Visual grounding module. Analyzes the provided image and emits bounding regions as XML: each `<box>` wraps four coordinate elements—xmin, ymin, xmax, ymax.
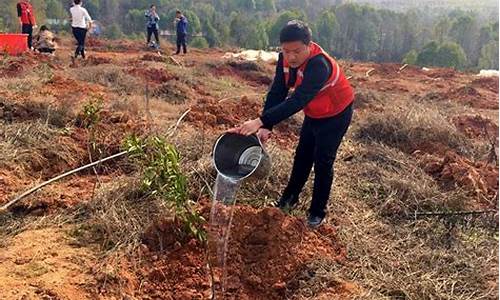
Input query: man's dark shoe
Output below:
<box><xmin>307</xmin><ymin>214</ymin><xmax>324</xmax><ymax>228</ymax></box>
<box><xmin>274</xmin><ymin>194</ymin><xmax>299</xmax><ymax>210</ymax></box>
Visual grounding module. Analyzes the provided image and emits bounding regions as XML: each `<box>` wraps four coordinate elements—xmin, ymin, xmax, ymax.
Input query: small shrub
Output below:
<box><xmin>124</xmin><ymin>135</ymin><xmax>206</xmax><ymax>242</ymax></box>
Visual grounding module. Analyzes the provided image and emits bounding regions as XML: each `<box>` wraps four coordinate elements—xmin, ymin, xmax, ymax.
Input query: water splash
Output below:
<box><xmin>208</xmin><ymin>174</ymin><xmax>241</xmax><ymax>299</ymax></box>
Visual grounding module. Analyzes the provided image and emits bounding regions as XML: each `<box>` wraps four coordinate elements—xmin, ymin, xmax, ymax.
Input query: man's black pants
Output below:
<box><xmin>176</xmin><ymin>32</ymin><xmax>187</xmax><ymax>54</ymax></box>
<box><xmin>147</xmin><ymin>27</ymin><xmax>159</xmax><ymax>44</ymax></box>
<box><xmin>72</xmin><ymin>27</ymin><xmax>87</xmax><ymax>59</ymax></box>
<box><xmin>22</xmin><ymin>24</ymin><xmax>33</xmax><ymax>49</ymax></box>
<box><xmin>282</xmin><ymin>104</ymin><xmax>353</xmax><ymax>218</ymax></box>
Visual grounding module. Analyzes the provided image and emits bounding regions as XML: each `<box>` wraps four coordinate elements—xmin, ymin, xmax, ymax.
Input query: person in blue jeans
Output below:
<box><xmin>145</xmin><ymin>5</ymin><xmax>160</xmax><ymax>48</ymax></box>
<box><xmin>174</xmin><ymin>10</ymin><xmax>188</xmax><ymax>55</ymax></box>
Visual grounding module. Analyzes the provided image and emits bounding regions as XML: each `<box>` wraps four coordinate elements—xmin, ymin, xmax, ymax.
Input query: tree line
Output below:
<box><xmin>0</xmin><ymin>0</ymin><xmax>497</xmax><ymax>70</ymax></box>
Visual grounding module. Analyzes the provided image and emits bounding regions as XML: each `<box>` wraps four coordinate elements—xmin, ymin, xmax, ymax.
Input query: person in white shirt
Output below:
<box><xmin>70</xmin><ymin>0</ymin><xmax>92</xmax><ymax>60</ymax></box>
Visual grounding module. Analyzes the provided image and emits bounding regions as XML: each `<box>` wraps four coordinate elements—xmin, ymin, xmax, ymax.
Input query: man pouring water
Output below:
<box><xmin>229</xmin><ymin>20</ymin><xmax>354</xmax><ymax>228</ymax></box>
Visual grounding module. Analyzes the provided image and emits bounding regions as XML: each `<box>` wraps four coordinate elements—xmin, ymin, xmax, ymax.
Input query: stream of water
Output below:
<box><xmin>208</xmin><ymin>174</ymin><xmax>242</xmax><ymax>299</ymax></box>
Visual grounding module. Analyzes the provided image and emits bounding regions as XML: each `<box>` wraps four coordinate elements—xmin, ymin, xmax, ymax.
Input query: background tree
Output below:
<box><xmin>402</xmin><ymin>50</ymin><xmax>418</xmax><ymax>65</ymax></box>
<box><xmin>435</xmin><ymin>41</ymin><xmax>467</xmax><ymax>68</ymax></box>
<box><xmin>45</xmin><ymin>0</ymin><xmax>65</xmax><ymax>20</ymax></box>
<box><xmin>449</xmin><ymin>14</ymin><xmax>479</xmax><ymax>66</ymax></box>
<box><xmin>191</xmin><ymin>36</ymin><xmax>209</xmax><ymax>48</ymax></box>
<box><xmin>315</xmin><ymin>10</ymin><xmax>338</xmax><ymax>55</ymax></box>
<box><xmin>267</xmin><ymin>10</ymin><xmax>306</xmax><ymax>46</ymax></box>
<box><xmin>478</xmin><ymin>40</ymin><xmax>499</xmax><ymax>69</ymax></box>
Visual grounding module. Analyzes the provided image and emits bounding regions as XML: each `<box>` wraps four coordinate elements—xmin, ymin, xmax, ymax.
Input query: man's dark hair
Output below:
<box><xmin>279</xmin><ymin>20</ymin><xmax>312</xmax><ymax>45</ymax></box>
<box><xmin>74</xmin><ymin>0</ymin><xmax>81</xmax><ymax>4</ymax></box>
<box><xmin>150</xmin><ymin>4</ymin><xmax>155</xmax><ymax>8</ymax></box>
<box><xmin>40</xmin><ymin>25</ymin><xmax>48</xmax><ymax>31</ymax></box>
<box><xmin>176</xmin><ymin>10</ymin><xmax>182</xmax><ymax>14</ymax></box>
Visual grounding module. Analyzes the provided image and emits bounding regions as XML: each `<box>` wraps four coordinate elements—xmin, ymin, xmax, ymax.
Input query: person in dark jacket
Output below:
<box><xmin>229</xmin><ymin>20</ymin><xmax>355</xmax><ymax>228</ymax></box>
<box><xmin>145</xmin><ymin>5</ymin><xmax>160</xmax><ymax>48</ymax></box>
<box><xmin>17</xmin><ymin>0</ymin><xmax>37</xmax><ymax>49</ymax></box>
<box><xmin>174</xmin><ymin>10</ymin><xmax>188</xmax><ymax>55</ymax></box>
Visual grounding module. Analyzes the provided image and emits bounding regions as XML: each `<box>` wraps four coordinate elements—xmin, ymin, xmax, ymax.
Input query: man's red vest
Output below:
<box><xmin>19</xmin><ymin>1</ymin><xmax>36</xmax><ymax>25</ymax></box>
<box><xmin>283</xmin><ymin>42</ymin><xmax>354</xmax><ymax>119</ymax></box>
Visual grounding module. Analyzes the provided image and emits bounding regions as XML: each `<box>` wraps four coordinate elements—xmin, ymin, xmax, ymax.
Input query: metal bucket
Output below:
<box><xmin>213</xmin><ymin>133</ymin><xmax>271</xmax><ymax>181</ymax></box>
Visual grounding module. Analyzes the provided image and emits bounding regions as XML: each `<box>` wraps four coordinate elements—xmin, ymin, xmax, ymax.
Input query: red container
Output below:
<box><xmin>0</xmin><ymin>34</ymin><xmax>29</xmax><ymax>55</ymax></box>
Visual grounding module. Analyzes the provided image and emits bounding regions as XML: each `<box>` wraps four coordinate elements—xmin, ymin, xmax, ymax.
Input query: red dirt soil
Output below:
<box><xmin>419</xmin><ymin>151</ymin><xmax>499</xmax><ymax>203</ymax></box>
<box><xmin>0</xmin><ymin>52</ymin><xmax>59</xmax><ymax>77</ymax></box>
<box><xmin>453</xmin><ymin>115</ymin><xmax>499</xmax><ymax>139</ymax></box>
<box><xmin>444</xmin><ymin>85</ymin><xmax>498</xmax><ymax>109</ymax></box>
<box><xmin>128</xmin><ymin>67</ymin><xmax>177</xmax><ymax>84</ymax></box>
<box><xmin>82</xmin><ymin>55</ymin><xmax>113</xmax><ymax>66</ymax></box>
<box><xmin>186</xmin><ymin>96</ymin><xmax>300</xmax><ymax>145</ymax></box>
<box><xmin>136</xmin><ymin>205</ymin><xmax>347</xmax><ymax>300</ymax></box>
<box><xmin>141</xmin><ymin>53</ymin><xmax>167</xmax><ymax>62</ymax></box>
<box><xmin>41</xmin><ymin>74</ymin><xmax>104</xmax><ymax>99</ymax></box>
<box><xmin>471</xmin><ymin>77</ymin><xmax>499</xmax><ymax>93</ymax></box>
<box><xmin>209</xmin><ymin>61</ymin><xmax>273</xmax><ymax>87</ymax></box>
<box><xmin>425</xmin><ymin>67</ymin><xmax>457</xmax><ymax>79</ymax></box>
<box><xmin>0</xmin><ymin>60</ymin><xmax>25</xmax><ymax>77</ymax></box>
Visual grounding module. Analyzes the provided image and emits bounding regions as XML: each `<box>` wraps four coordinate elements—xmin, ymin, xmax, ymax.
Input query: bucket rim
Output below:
<box><xmin>212</xmin><ymin>132</ymin><xmax>266</xmax><ymax>181</ymax></box>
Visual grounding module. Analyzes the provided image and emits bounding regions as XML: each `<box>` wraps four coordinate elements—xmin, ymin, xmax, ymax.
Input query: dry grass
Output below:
<box><xmin>285</xmin><ymin>259</ymin><xmax>348</xmax><ymax>299</ymax></box>
<box><xmin>349</xmin><ymin>141</ymin><xmax>471</xmax><ymax>220</ymax></box>
<box><xmin>152</xmin><ymin>80</ymin><xmax>192</xmax><ymax>104</ymax></box>
<box><xmin>355</xmin><ymin>103</ymin><xmax>489</xmax><ymax>160</ymax></box>
<box><xmin>75</xmin><ymin>65</ymin><xmax>140</xmax><ymax>95</ymax></box>
<box><xmin>0</xmin><ymin>97</ymin><xmax>74</xmax><ymax>128</ymax></box>
<box><xmin>0</xmin><ymin>121</ymin><xmax>83</xmax><ymax>175</ymax></box>
<box><xmin>71</xmin><ymin>176</ymin><xmax>163</xmax><ymax>253</ymax></box>
<box><xmin>108</xmin><ymin>96</ymin><xmax>142</xmax><ymax>118</ymax></box>
<box><xmin>320</xmin><ymin>129</ymin><xmax>499</xmax><ymax>299</ymax></box>
<box><xmin>333</xmin><ymin>212</ymin><xmax>498</xmax><ymax>299</ymax></box>
<box><xmin>353</xmin><ymin>88</ymin><xmax>382</xmax><ymax>110</ymax></box>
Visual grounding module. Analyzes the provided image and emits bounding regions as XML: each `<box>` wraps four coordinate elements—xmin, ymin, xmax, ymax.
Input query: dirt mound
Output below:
<box><xmin>453</xmin><ymin>115</ymin><xmax>498</xmax><ymax>139</ymax></box>
<box><xmin>0</xmin><ymin>169</ymin><xmax>25</xmax><ymax>203</ymax></box>
<box><xmin>83</xmin><ymin>55</ymin><xmax>112</xmax><ymax>66</ymax></box>
<box><xmin>94</xmin><ymin>39</ymin><xmax>144</xmax><ymax>53</ymax></box>
<box><xmin>186</xmin><ymin>96</ymin><xmax>300</xmax><ymax>145</ymax></box>
<box><xmin>0</xmin><ymin>52</ymin><xmax>52</xmax><ymax>77</ymax></box>
<box><xmin>86</xmin><ymin>37</ymin><xmax>104</xmax><ymax>48</ymax></box>
<box><xmin>152</xmin><ymin>80</ymin><xmax>194</xmax><ymax>103</ymax></box>
<box><xmin>73</xmin><ymin>109</ymin><xmax>146</xmax><ymax>155</ymax></box>
<box><xmin>141</xmin><ymin>53</ymin><xmax>167</xmax><ymax>62</ymax></box>
<box><xmin>138</xmin><ymin>205</ymin><xmax>346</xmax><ymax>299</ymax></box>
<box><xmin>354</xmin><ymin>89</ymin><xmax>381</xmax><ymax>109</ymax></box>
<box><xmin>128</xmin><ymin>67</ymin><xmax>176</xmax><ymax>84</ymax></box>
<box><xmin>425</xmin><ymin>67</ymin><xmax>457</xmax><ymax>79</ymax></box>
<box><xmin>432</xmin><ymin>85</ymin><xmax>499</xmax><ymax>109</ymax></box>
<box><xmin>209</xmin><ymin>61</ymin><xmax>273</xmax><ymax>87</ymax></box>
<box><xmin>472</xmin><ymin>77</ymin><xmax>499</xmax><ymax>93</ymax></box>
<box><xmin>367</xmin><ymin>63</ymin><xmax>426</xmax><ymax>79</ymax></box>
<box><xmin>187</xmin><ymin>96</ymin><xmax>261</xmax><ymax>129</ymax></box>
<box><xmin>0</xmin><ymin>61</ymin><xmax>25</xmax><ymax>77</ymax></box>
<box><xmin>0</xmin><ymin>98</ymin><xmax>47</xmax><ymax>123</ymax></box>
<box><xmin>419</xmin><ymin>151</ymin><xmax>498</xmax><ymax>202</ymax></box>
<box><xmin>42</xmin><ymin>74</ymin><xmax>103</xmax><ymax>99</ymax></box>
<box><xmin>374</xmin><ymin>63</ymin><xmax>400</xmax><ymax>77</ymax></box>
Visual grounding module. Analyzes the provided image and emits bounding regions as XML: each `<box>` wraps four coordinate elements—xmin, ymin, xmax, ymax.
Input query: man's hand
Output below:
<box><xmin>256</xmin><ymin>128</ymin><xmax>272</xmax><ymax>144</ymax></box>
<box><xmin>227</xmin><ymin>118</ymin><xmax>263</xmax><ymax>136</ymax></box>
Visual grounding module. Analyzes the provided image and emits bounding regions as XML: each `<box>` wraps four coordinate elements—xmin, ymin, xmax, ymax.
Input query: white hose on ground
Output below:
<box><xmin>0</xmin><ymin>108</ymin><xmax>193</xmax><ymax>214</ymax></box>
<box><xmin>0</xmin><ymin>151</ymin><xmax>127</xmax><ymax>214</ymax></box>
